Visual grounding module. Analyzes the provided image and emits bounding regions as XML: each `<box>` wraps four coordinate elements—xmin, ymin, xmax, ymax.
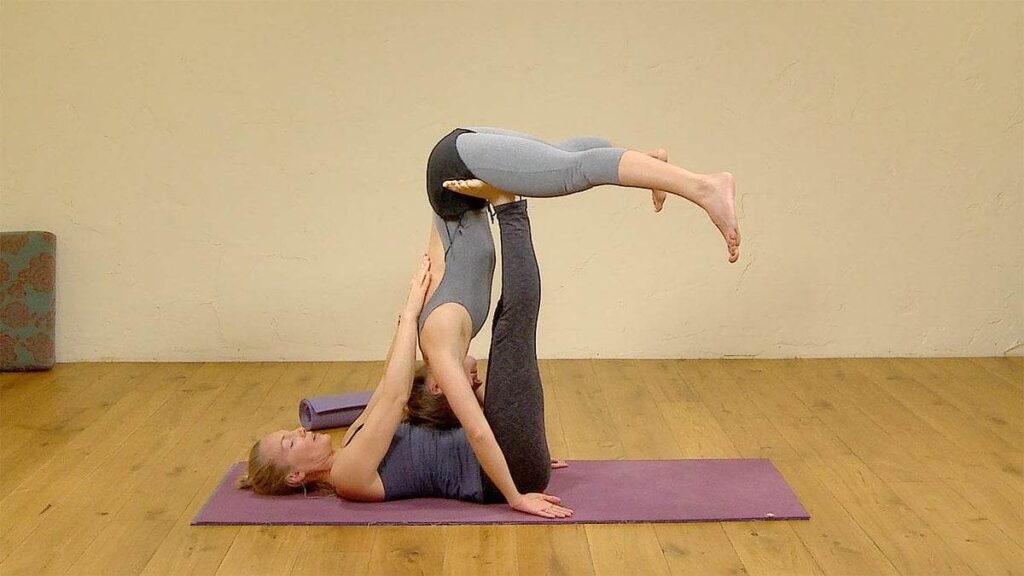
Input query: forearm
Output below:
<box><xmin>362</xmin><ymin>324</ymin><xmax>405</xmax><ymax>414</ymax></box>
<box><xmin>466</xmin><ymin>425</ymin><xmax>522</xmax><ymax>504</ymax></box>
<box><xmin>378</xmin><ymin>310</ymin><xmax>420</xmax><ymax>401</ymax></box>
<box><xmin>340</xmin><ymin>310</ymin><xmax>418</xmax><ymax>447</ymax></box>
<box><xmin>431</xmin><ymin>358</ymin><xmax>522</xmax><ymax>505</ymax></box>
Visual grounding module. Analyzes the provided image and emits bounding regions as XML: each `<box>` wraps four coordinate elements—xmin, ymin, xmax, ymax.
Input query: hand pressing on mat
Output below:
<box><xmin>511</xmin><ymin>492</ymin><xmax>574</xmax><ymax>519</ymax></box>
<box><xmin>550</xmin><ymin>458</ymin><xmax>568</xmax><ymax>469</ymax></box>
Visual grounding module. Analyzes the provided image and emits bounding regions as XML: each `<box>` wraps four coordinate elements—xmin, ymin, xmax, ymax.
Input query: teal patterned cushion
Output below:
<box><xmin>1</xmin><ymin>231</ymin><xmax>56</xmax><ymax>371</ymax></box>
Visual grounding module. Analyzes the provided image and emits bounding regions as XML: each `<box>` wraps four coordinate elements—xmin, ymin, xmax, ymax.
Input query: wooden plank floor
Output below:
<box><xmin>1</xmin><ymin>358</ymin><xmax>1021</xmax><ymax>575</ymax></box>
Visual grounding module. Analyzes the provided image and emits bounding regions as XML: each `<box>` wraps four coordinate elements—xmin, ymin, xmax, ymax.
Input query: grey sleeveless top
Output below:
<box><xmin>418</xmin><ymin>210</ymin><xmax>495</xmax><ymax>337</ymax></box>
<box><xmin>378</xmin><ymin>422</ymin><xmax>485</xmax><ymax>502</ymax></box>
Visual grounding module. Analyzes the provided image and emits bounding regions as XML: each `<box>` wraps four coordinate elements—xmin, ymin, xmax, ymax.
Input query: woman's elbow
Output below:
<box><xmin>386</xmin><ymin>388</ymin><xmax>411</xmax><ymax>408</ymax></box>
<box><xmin>464</xmin><ymin>424</ymin><xmax>491</xmax><ymax>445</ymax></box>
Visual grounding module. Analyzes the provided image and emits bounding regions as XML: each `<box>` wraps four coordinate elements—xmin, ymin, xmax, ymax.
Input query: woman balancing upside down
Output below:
<box><xmin>240</xmin><ymin>127</ymin><xmax>739</xmax><ymax>518</ymax></box>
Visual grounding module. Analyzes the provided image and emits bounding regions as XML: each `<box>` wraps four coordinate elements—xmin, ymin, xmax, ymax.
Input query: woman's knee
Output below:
<box><xmin>519</xmin><ymin>464</ymin><xmax>551</xmax><ymax>494</ymax></box>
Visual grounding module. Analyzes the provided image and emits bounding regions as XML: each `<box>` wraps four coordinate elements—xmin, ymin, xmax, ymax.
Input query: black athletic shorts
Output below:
<box><xmin>425</xmin><ymin>128</ymin><xmax>488</xmax><ymax>218</ymax></box>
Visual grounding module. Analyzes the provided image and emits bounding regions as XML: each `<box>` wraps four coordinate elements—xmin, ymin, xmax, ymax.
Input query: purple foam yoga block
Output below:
<box><xmin>298</xmin><ymin>391</ymin><xmax>373</xmax><ymax>430</ymax></box>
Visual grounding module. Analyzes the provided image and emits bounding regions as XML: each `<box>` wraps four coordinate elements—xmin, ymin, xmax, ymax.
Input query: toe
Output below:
<box><xmin>651</xmin><ymin>192</ymin><xmax>665</xmax><ymax>212</ymax></box>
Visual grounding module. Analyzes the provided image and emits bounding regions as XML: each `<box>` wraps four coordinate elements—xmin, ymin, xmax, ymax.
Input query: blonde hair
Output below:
<box><xmin>237</xmin><ymin>438</ymin><xmax>337</xmax><ymax>497</ymax></box>
<box><xmin>236</xmin><ymin>439</ymin><xmax>303</xmax><ymax>495</ymax></box>
<box><xmin>404</xmin><ymin>362</ymin><xmax>460</xmax><ymax>429</ymax></box>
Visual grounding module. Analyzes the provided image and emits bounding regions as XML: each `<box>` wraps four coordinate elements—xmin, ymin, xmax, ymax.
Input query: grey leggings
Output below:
<box><xmin>457</xmin><ymin>127</ymin><xmax>627</xmax><ymax>197</ymax></box>
<box><xmin>479</xmin><ymin>198</ymin><xmax>549</xmax><ymax>502</ymax></box>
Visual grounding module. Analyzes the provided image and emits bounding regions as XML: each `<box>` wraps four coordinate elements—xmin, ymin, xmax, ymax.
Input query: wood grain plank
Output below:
<box><xmin>442</xmin><ymin>526</ymin><xmax>518</xmax><ymax>576</ymax></box>
<box><xmin>288</xmin><ymin>527</ymin><xmax>375</xmax><ymax>576</ymax></box>
<box><xmin>513</xmin><ymin>361</ymin><xmax>590</xmax><ymax>574</ymax></box>
<box><xmin>215</xmin><ymin>526</ymin><xmax>305</xmax><ymax>576</ymax></box>
<box><xmin>39</xmin><ymin>362</ymin><xmax>245</xmax><ymax>574</ymax></box>
<box><xmin>0</xmin><ymin>363</ymin><xmax>203</xmax><ymax>570</ymax></box>
<box><xmin>0</xmin><ymin>363</ymin><xmax>97</xmax><ymax>459</ymax></box>
<box><xmin>634</xmin><ymin>359</ymin><xmax>701</xmax><ymax>403</ymax></box>
<box><xmin>547</xmin><ymin>360</ymin><xmax>622</xmax><ymax>460</ymax></box>
<box><xmin>368</xmin><ymin>526</ymin><xmax>446</xmax><ymax>576</ymax></box>
<box><xmin>681</xmin><ymin>360</ymin><xmax>898</xmax><ymax>576</ymax></box>
<box><xmin>1</xmin><ymin>363</ymin><xmax>151</xmax><ymax>499</ymax></box>
<box><xmin>141</xmin><ymin>362</ymin><xmax>305</xmax><ymax>576</ymax></box>
<box><xmin>910</xmin><ymin>358</ymin><xmax>1022</xmax><ymax>446</ymax></box>
<box><xmin>862</xmin><ymin>359</ymin><xmax>1022</xmax><ymax>491</ymax></box>
<box><xmin>592</xmin><ymin>359</ymin><xmax>678</xmax><ymax>459</ymax></box>
<box><xmin>213</xmin><ymin>363</ymin><xmax>334</xmax><ymax>576</ymax></box>
<box><xmin>2</xmin><ymin>359</ymin><xmax>1019</xmax><ymax>576</ymax></box>
<box><xmin>968</xmin><ymin>358</ymin><xmax>1023</xmax><ymax>392</ymax></box>
<box><xmin>515</xmin><ymin>525</ymin><xmax>594</xmax><ymax>576</ymax></box>
<box><xmin>0</xmin><ymin>363</ymin><xmax>79</xmax><ymax>394</ymax></box>
<box><xmin>749</xmin><ymin>359</ymin><xmax>1006</xmax><ymax>575</ymax></box>
<box><xmin>538</xmin><ymin>359</ymin><xmax>569</xmax><ymax>461</ymax></box>
<box><xmin>839</xmin><ymin>359</ymin><xmax>1024</xmax><ymax>545</ymax></box>
<box><xmin>655</xmin><ymin>523</ymin><xmax>749</xmax><ymax>576</ymax></box>
<box><xmin>586</xmin><ymin>524</ymin><xmax>673</xmax><ymax>576</ymax></box>
<box><xmin>645</xmin><ymin>362</ymin><xmax>750</xmax><ymax>576</ymax></box>
<box><xmin>655</xmin><ymin>399</ymin><xmax>737</xmax><ymax>459</ymax></box>
<box><xmin>632</xmin><ymin>361</ymin><xmax>750</xmax><ymax>575</ymax></box>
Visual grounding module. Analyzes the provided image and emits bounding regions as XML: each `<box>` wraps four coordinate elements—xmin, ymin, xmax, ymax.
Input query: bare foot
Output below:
<box><xmin>699</xmin><ymin>172</ymin><xmax>740</xmax><ymax>263</ymax></box>
<box><xmin>648</xmin><ymin>148</ymin><xmax>669</xmax><ymax>212</ymax></box>
<box><xmin>443</xmin><ymin>179</ymin><xmax>515</xmax><ymax>205</ymax></box>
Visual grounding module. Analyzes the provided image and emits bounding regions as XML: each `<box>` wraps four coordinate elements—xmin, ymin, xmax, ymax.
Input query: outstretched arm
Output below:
<box><xmin>341</xmin><ymin>229</ymin><xmax>436</xmax><ymax>448</ymax></box>
<box><xmin>427</xmin><ymin>353</ymin><xmax>569</xmax><ymax>517</ymax></box>
<box><xmin>339</xmin><ymin>306</ymin><xmax>415</xmax><ymax>449</ymax></box>
<box><xmin>333</xmin><ymin>255</ymin><xmax>431</xmax><ymax>498</ymax></box>
<box><xmin>427</xmin><ymin>352</ymin><xmax>521</xmax><ymax>498</ymax></box>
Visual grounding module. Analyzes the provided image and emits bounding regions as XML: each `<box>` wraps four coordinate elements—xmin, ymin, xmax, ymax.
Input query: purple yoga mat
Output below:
<box><xmin>298</xmin><ymin>392</ymin><xmax>372</xmax><ymax>431</ymax></box>
<box><xmin>193</xmin><ymin>459</ymin><xmax>809</xmax><ymax>525</ymax></box>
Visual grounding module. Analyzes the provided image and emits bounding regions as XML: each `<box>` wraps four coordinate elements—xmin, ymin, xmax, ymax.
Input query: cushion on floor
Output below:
<box><xmin>1</xmin><ymin>231</ymin><xmax>56</xmax><ymax>371</ymax></box>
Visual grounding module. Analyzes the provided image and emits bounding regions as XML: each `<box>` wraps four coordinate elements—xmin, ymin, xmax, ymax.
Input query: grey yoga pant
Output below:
<box><xmin>479</xmin><ymin>199</ymin><xmax>550</xmax><ymax>502</ymax></box>
<box><xmin>458</xmin><ymin>126</ymin><xmax>627</xmax><ymax>197</ymax></box>
<box><xmin>419</xmin><ymin>127</ymin><xmax>626</xmax><ymax>338</ymax></box>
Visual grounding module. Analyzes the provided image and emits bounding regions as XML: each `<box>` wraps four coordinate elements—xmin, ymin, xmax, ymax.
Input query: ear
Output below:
<box><xmin>285</xmin><ymin>470</ymin><xmax>306</xmax><ymax>487</ymax></box>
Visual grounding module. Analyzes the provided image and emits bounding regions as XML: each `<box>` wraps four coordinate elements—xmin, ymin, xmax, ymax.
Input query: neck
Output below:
<box><xmin>306</xmin><ymin>451</ymin><xmax>338</xmax><ymax>490</ymax></box>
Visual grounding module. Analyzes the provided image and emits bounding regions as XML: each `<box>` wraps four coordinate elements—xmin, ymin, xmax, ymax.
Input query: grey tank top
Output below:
<box><xmin>378</xmin><ymin>422</ymin><xmax>485</xmax><ymax>502</ymax></box>
<box><xmin>418</xmin><ymin>209</ymin><xmax>495</xmax><ymax>337</ymax></box>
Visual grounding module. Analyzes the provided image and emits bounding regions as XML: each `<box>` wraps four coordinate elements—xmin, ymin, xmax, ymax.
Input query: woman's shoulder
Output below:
<box><xmin>330</xmin><ymin>444</ymin><xmax>387</xmax><ymax>502</ymax></box>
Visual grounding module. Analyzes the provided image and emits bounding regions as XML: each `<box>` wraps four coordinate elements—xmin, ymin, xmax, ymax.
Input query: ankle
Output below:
<box><xmin>688</xmin><ymin>174</ymin><xmax>716</xmax><ymax>206</ymax></box>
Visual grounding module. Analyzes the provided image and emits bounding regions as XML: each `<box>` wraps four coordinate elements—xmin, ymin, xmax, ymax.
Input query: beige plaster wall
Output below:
<box><xmin>2</xmin><ymin>1</ymin><xmax>1021</xmax><ymax>361</ymax></box>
